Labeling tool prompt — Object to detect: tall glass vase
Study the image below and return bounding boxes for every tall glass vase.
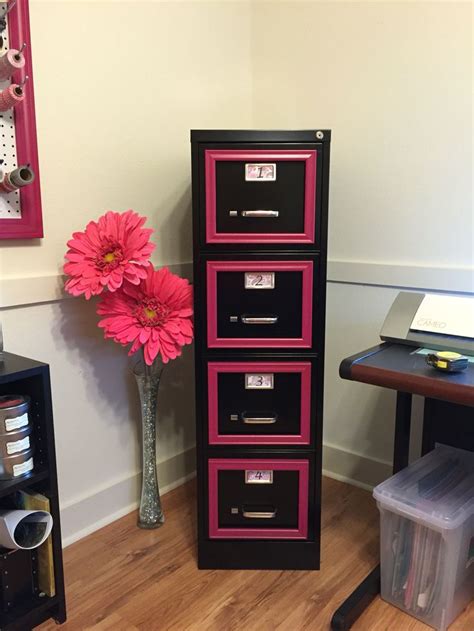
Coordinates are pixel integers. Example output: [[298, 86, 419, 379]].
[[133, 354, 165, 529]]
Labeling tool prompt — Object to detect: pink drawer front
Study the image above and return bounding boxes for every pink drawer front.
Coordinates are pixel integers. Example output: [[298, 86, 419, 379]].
[[206, 260, 314, 349], [207, 362, 312, 445], [205, 149, 317, 244], [208, 458, 309, 540]]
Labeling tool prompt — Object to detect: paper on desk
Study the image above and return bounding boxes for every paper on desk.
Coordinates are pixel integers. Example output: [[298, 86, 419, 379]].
[[410, 294, 474, 339]]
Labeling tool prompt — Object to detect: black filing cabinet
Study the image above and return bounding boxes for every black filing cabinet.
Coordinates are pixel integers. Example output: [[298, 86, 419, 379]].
[[191, 130, 331, 569]]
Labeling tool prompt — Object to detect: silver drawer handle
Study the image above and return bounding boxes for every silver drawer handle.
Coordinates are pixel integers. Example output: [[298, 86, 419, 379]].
[[242, 510, 277, 519], [241, 316, 278, 325], [239, 210, 279, 218], [242, 416, 277, 424]]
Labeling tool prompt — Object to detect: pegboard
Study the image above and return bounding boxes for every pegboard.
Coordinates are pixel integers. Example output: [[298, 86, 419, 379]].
[[0, 3, 20, 221], [0, 0, 42, 239]]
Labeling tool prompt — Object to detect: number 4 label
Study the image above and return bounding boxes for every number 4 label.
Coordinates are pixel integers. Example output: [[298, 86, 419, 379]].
[[245, 470, 273, 484]]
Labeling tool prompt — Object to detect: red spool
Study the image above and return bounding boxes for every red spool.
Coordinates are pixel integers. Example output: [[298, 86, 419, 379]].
[[0, 84, 24, 111]]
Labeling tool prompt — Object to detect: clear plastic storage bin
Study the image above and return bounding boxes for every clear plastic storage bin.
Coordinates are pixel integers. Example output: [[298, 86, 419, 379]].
[[373, 444, 474, 631]]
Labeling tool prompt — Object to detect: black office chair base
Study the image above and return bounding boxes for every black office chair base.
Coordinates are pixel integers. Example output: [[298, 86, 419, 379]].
[[330, 566, 381, 630]]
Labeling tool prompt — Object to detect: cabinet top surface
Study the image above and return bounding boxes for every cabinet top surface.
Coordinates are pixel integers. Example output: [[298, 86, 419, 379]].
[[0, 352, 47, 380], [191, 130, 331, 143]]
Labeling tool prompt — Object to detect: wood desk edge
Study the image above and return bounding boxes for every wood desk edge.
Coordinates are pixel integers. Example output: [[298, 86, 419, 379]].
[[340, 343, 474, 407]]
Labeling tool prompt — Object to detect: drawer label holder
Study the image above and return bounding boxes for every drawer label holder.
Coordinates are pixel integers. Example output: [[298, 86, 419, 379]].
[[245, 470, 273, 484], [245, 163, 276, 181], [244, 272, 275, 289], [245, 373, 274, 389]]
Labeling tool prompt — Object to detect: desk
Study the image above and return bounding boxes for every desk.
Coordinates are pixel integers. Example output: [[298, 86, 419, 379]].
[[330, 342, 474, 631]]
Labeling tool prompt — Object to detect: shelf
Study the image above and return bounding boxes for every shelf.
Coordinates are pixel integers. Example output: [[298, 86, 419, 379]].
[[0, 594, 59, 630], [0, 352, 47, 383], [0, 350, 65, 627], [0, 467, 49, 500]]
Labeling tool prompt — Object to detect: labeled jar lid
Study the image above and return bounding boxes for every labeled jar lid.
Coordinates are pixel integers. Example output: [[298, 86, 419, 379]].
[[0, 396, 31, 435], [0, 395, 29, 411]]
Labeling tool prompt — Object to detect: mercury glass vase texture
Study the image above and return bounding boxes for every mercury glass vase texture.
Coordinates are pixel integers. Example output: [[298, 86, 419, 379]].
[[133, 356, 165, 529]]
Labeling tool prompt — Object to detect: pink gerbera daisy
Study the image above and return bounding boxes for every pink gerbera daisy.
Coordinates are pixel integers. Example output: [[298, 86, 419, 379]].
[[97, 265, 193, 365], [64, 210, 155, 299]]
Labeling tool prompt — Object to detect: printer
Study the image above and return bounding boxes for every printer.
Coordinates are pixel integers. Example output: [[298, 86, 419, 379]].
[[380, 292, 474, 356]]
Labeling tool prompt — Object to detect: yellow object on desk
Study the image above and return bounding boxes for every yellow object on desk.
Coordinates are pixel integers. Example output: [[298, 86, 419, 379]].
[[426, 351, 469, 372]]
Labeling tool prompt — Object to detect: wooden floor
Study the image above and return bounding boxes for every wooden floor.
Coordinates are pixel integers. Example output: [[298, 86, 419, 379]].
[[39, 477, 473, 631]]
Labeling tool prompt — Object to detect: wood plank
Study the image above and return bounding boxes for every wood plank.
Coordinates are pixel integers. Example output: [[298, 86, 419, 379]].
[[38, 477, 474, 630]]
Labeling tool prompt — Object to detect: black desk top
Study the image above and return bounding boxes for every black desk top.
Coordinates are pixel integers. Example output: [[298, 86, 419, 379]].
[[340, 343, 474, 407]]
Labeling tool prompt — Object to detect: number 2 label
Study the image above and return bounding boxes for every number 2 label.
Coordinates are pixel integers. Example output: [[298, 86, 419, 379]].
[[245, 272, 275, 289]]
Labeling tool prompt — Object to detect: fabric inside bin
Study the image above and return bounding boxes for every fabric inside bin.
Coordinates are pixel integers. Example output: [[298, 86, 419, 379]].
[[375, 444, 474, 631]]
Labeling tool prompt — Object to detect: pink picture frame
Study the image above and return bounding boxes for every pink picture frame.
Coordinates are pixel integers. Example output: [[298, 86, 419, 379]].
[[206, 260, 314, 348], [205, 149, 317, 244], [207, 361, 312, 445], [0, 0, 42, 239], [208, 458, 309, 539]]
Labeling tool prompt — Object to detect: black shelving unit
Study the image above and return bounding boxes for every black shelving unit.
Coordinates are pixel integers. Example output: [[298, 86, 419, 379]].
[[191, 129, 331, 569], [0, 352, 66, 629]]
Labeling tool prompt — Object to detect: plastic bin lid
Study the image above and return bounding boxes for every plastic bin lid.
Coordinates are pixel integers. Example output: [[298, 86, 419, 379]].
[[373, 444, 474, 530]]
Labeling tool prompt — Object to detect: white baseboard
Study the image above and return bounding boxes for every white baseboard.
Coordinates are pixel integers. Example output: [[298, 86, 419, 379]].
[[61, 446, 196, 547], [322, 441, 392, 491], [60, 442, 391, 547]]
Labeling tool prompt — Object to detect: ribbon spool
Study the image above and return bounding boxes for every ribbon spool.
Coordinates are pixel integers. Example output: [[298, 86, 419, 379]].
[[0, 165, 35, 193], [0, 81, 25, 111], [0, 44, 25, 81]]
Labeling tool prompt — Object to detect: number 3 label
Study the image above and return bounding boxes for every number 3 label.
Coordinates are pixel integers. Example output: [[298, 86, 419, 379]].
[[245, 373, 274, 389], [245, 272, 275, 289]]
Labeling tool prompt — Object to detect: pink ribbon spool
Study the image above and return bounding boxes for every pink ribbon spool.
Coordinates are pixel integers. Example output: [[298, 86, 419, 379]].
[[0, 84, 24, 111], [0, 49, 25, 82], [0, 172, 17, 193]]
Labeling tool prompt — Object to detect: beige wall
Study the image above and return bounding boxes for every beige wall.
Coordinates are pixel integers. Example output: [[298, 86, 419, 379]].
[[0, 0, 253, 544], [1, 0, 253, 280], [0, 1, 472, 541], [251, 0, 473, 486], [252, 1, 473, 270]]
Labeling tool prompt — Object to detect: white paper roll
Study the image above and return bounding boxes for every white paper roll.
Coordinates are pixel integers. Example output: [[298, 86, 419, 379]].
[[0, 509, 53, 550]]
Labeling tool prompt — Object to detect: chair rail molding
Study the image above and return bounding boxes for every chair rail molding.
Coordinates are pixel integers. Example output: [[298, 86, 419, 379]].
[[1, 259, 472, 310]]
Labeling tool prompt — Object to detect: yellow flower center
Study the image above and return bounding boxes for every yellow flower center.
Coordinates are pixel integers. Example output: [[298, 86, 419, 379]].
[[144, 307, 157, 320], [135, 299, 171, 327], [103, 252, 116, 263]]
